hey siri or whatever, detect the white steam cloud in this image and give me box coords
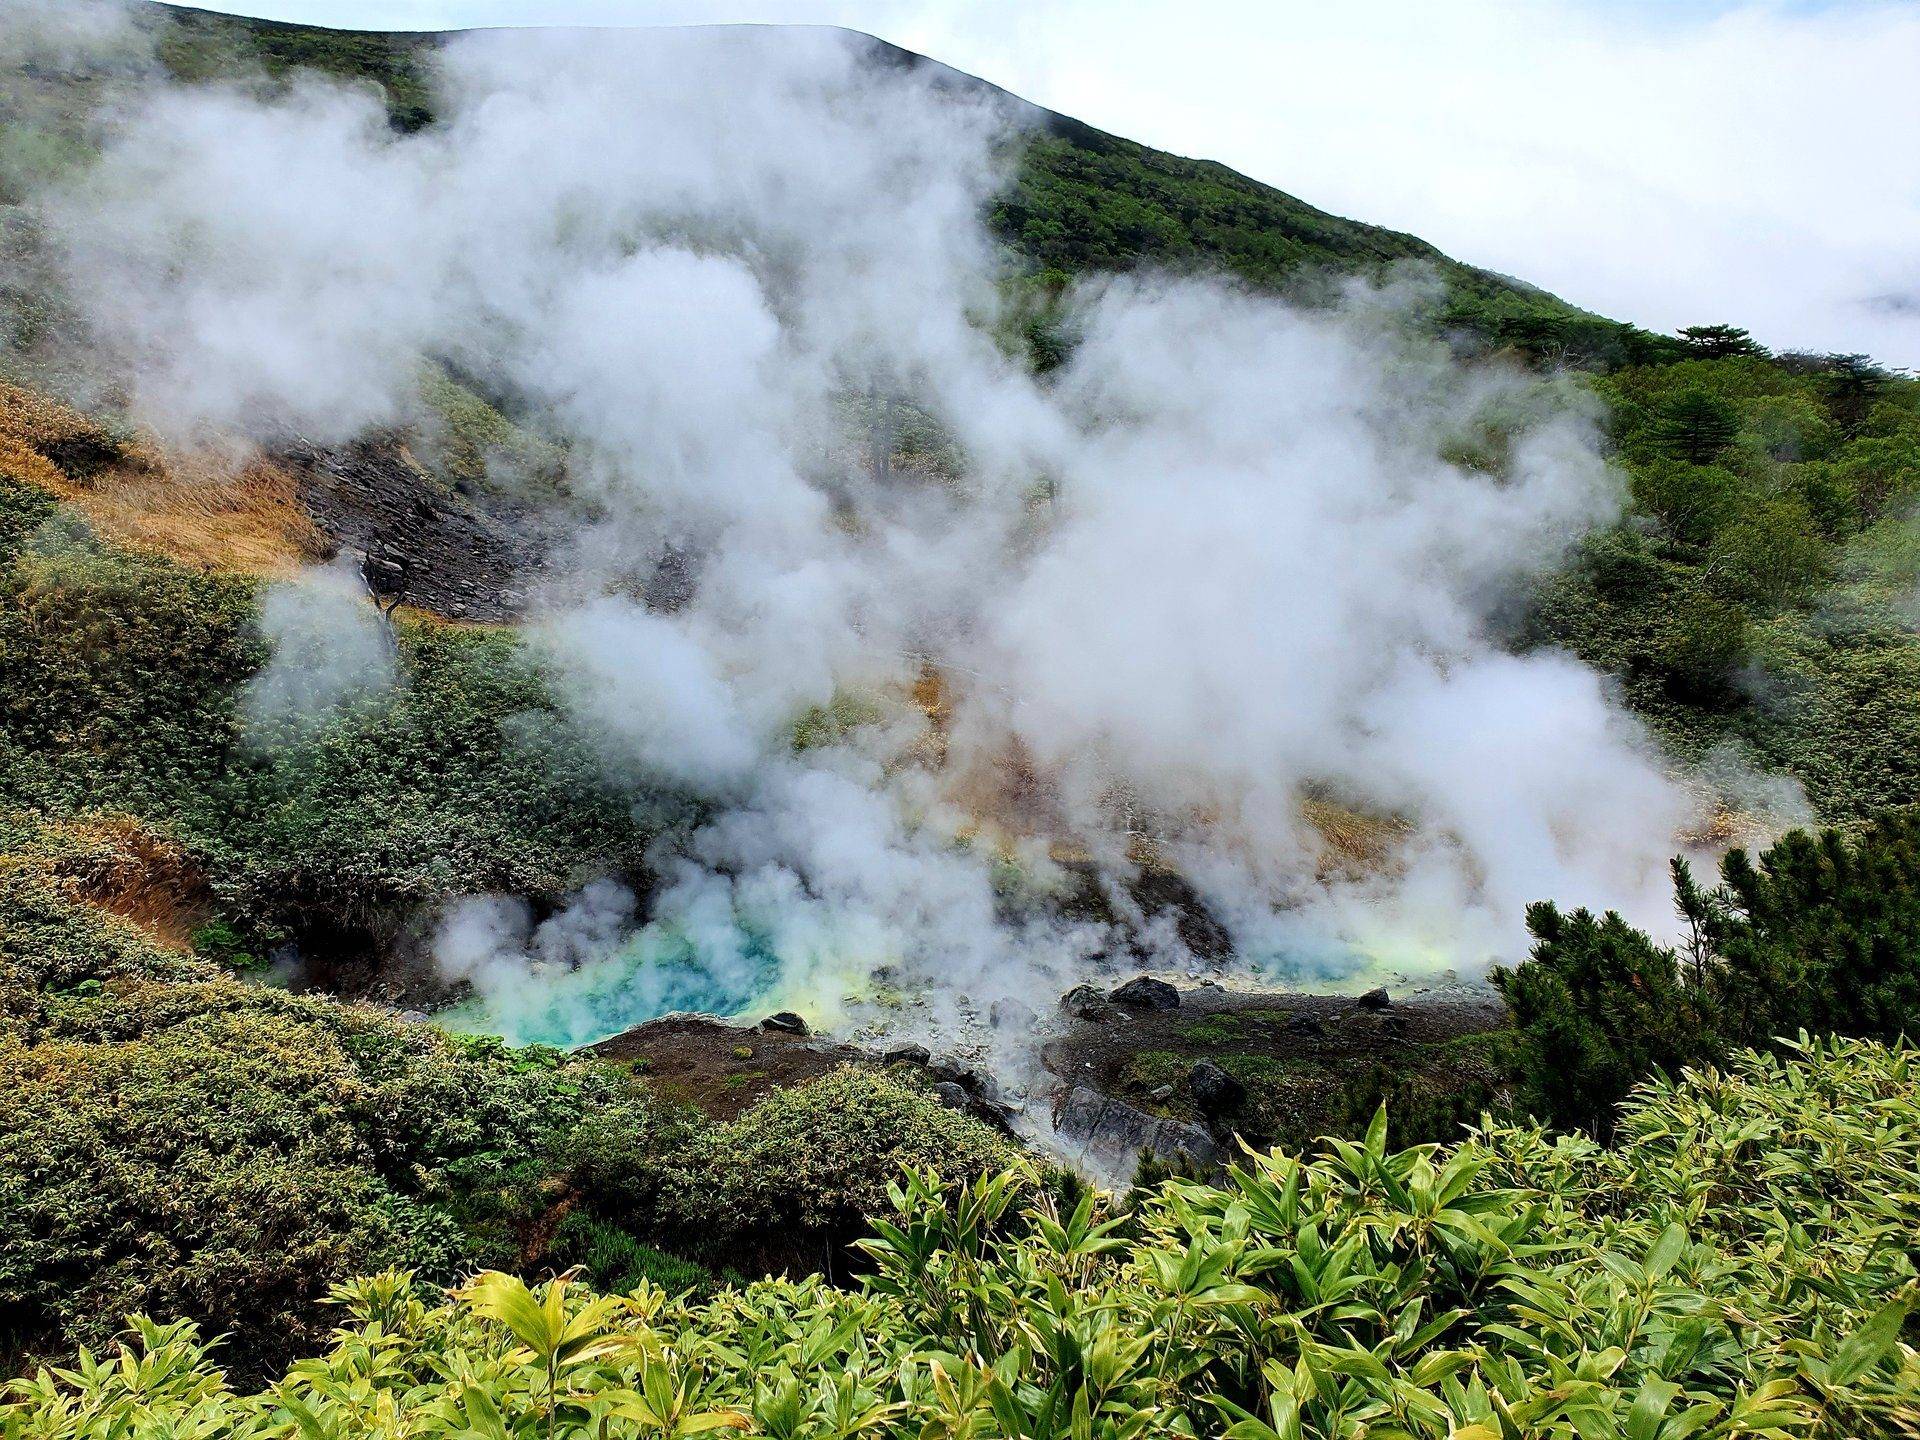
[24,15,1760,1065]
[242,556,398,733]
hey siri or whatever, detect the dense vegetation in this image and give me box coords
[4,10,1920,1422]
[1495,808,1920,1136]
[8,1038,1917,1437]
[0,466,661,973]
[994,130,1671,369]
[0,903,1014,1376]
[1526,339,1920,820]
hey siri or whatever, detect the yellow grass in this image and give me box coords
[1301,796,1413,879]
[0,380,325,575]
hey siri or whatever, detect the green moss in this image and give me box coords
[790,691,886,752]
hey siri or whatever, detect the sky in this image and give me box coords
[156,0,1920,368]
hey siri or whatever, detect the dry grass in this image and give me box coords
[11,814,211,952]
[1300,797,1413,880]
[0,380,326,575]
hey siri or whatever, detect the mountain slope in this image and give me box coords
[139,5,1652,366]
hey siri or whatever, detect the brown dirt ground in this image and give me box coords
[589,1014,880,1120]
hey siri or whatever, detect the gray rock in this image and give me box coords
[1051,1084,1220,1183]
[1285,1013,1326,1038]
[883,1042,931,1067]
[932,1081,971,1111]
[1110,975,1179,1010]
[1060,983,1109,1020]
[989,996,1037,1031]
[1188,1059,1246,1117]
[760,1011,810,1035]
[1147,1084,1177,1103]
[1357,987,1392,1010]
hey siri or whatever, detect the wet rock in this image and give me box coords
[1124,869,1234,961]
[1357,987,1392,1011]
[1110,975,1179,1011]
[932,1081,971,1111]
[883,1042,931,1067]
[759,1011,809,1035]
[1052,1084,1220,1181]
[1188,1059,1246,1117]
[932,1060,982,1090]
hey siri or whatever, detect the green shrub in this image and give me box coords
[0,977,686,1377]
[658,1065,1020,1273]
[547,1212,713,1298]
[1495,811,1920,1134]
[7,1037,1916,1437]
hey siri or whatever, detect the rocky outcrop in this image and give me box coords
[1050,1084,1220,1181]
[1188,1059,1245,1118]
[287,436,550,620]
[1110,975,1179,1010]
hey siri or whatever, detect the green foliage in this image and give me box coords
[657,1066,1022,1273]
[0,975,693,1377]
[413,363,568,495]
[1495,812,1920,1134]
[1655,386,1741,463]
[1526,355,1920,819]
[549,1213,716,1299]
[995,129,1662,367]
[0,946,1012,1380]
[0,477,663,956]
[8,1038,1917,1436]
[154,5,440,132]
[1678,323,1768,359]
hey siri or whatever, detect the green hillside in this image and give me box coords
[8,1038,1918,1437]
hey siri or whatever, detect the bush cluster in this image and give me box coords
[0,933,1013,1379]
[1494,809,1920,1135]
[1524,352,1920,819]
[7,1037,1916,1437]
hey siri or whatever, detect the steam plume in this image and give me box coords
[17,11,1782,1073]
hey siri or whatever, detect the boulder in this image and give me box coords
[759,1011,810,1035]
[1285,1013,1326,1038]
[1061,983,1110,1020]
[932,1081,971,1111]
[1357,987,1391,1011]
[1110,975,1179,1010]
[989,996,1038,1032]
[882,1041,931,1067]
[1188,1059,1246,1117]
[1051,1084,1220,1183]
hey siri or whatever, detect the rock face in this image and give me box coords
[288,437,550,621]
[1051,1084,1220,1183]
[1188,1059,1245,1117]
[1110,975,1180,1010]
